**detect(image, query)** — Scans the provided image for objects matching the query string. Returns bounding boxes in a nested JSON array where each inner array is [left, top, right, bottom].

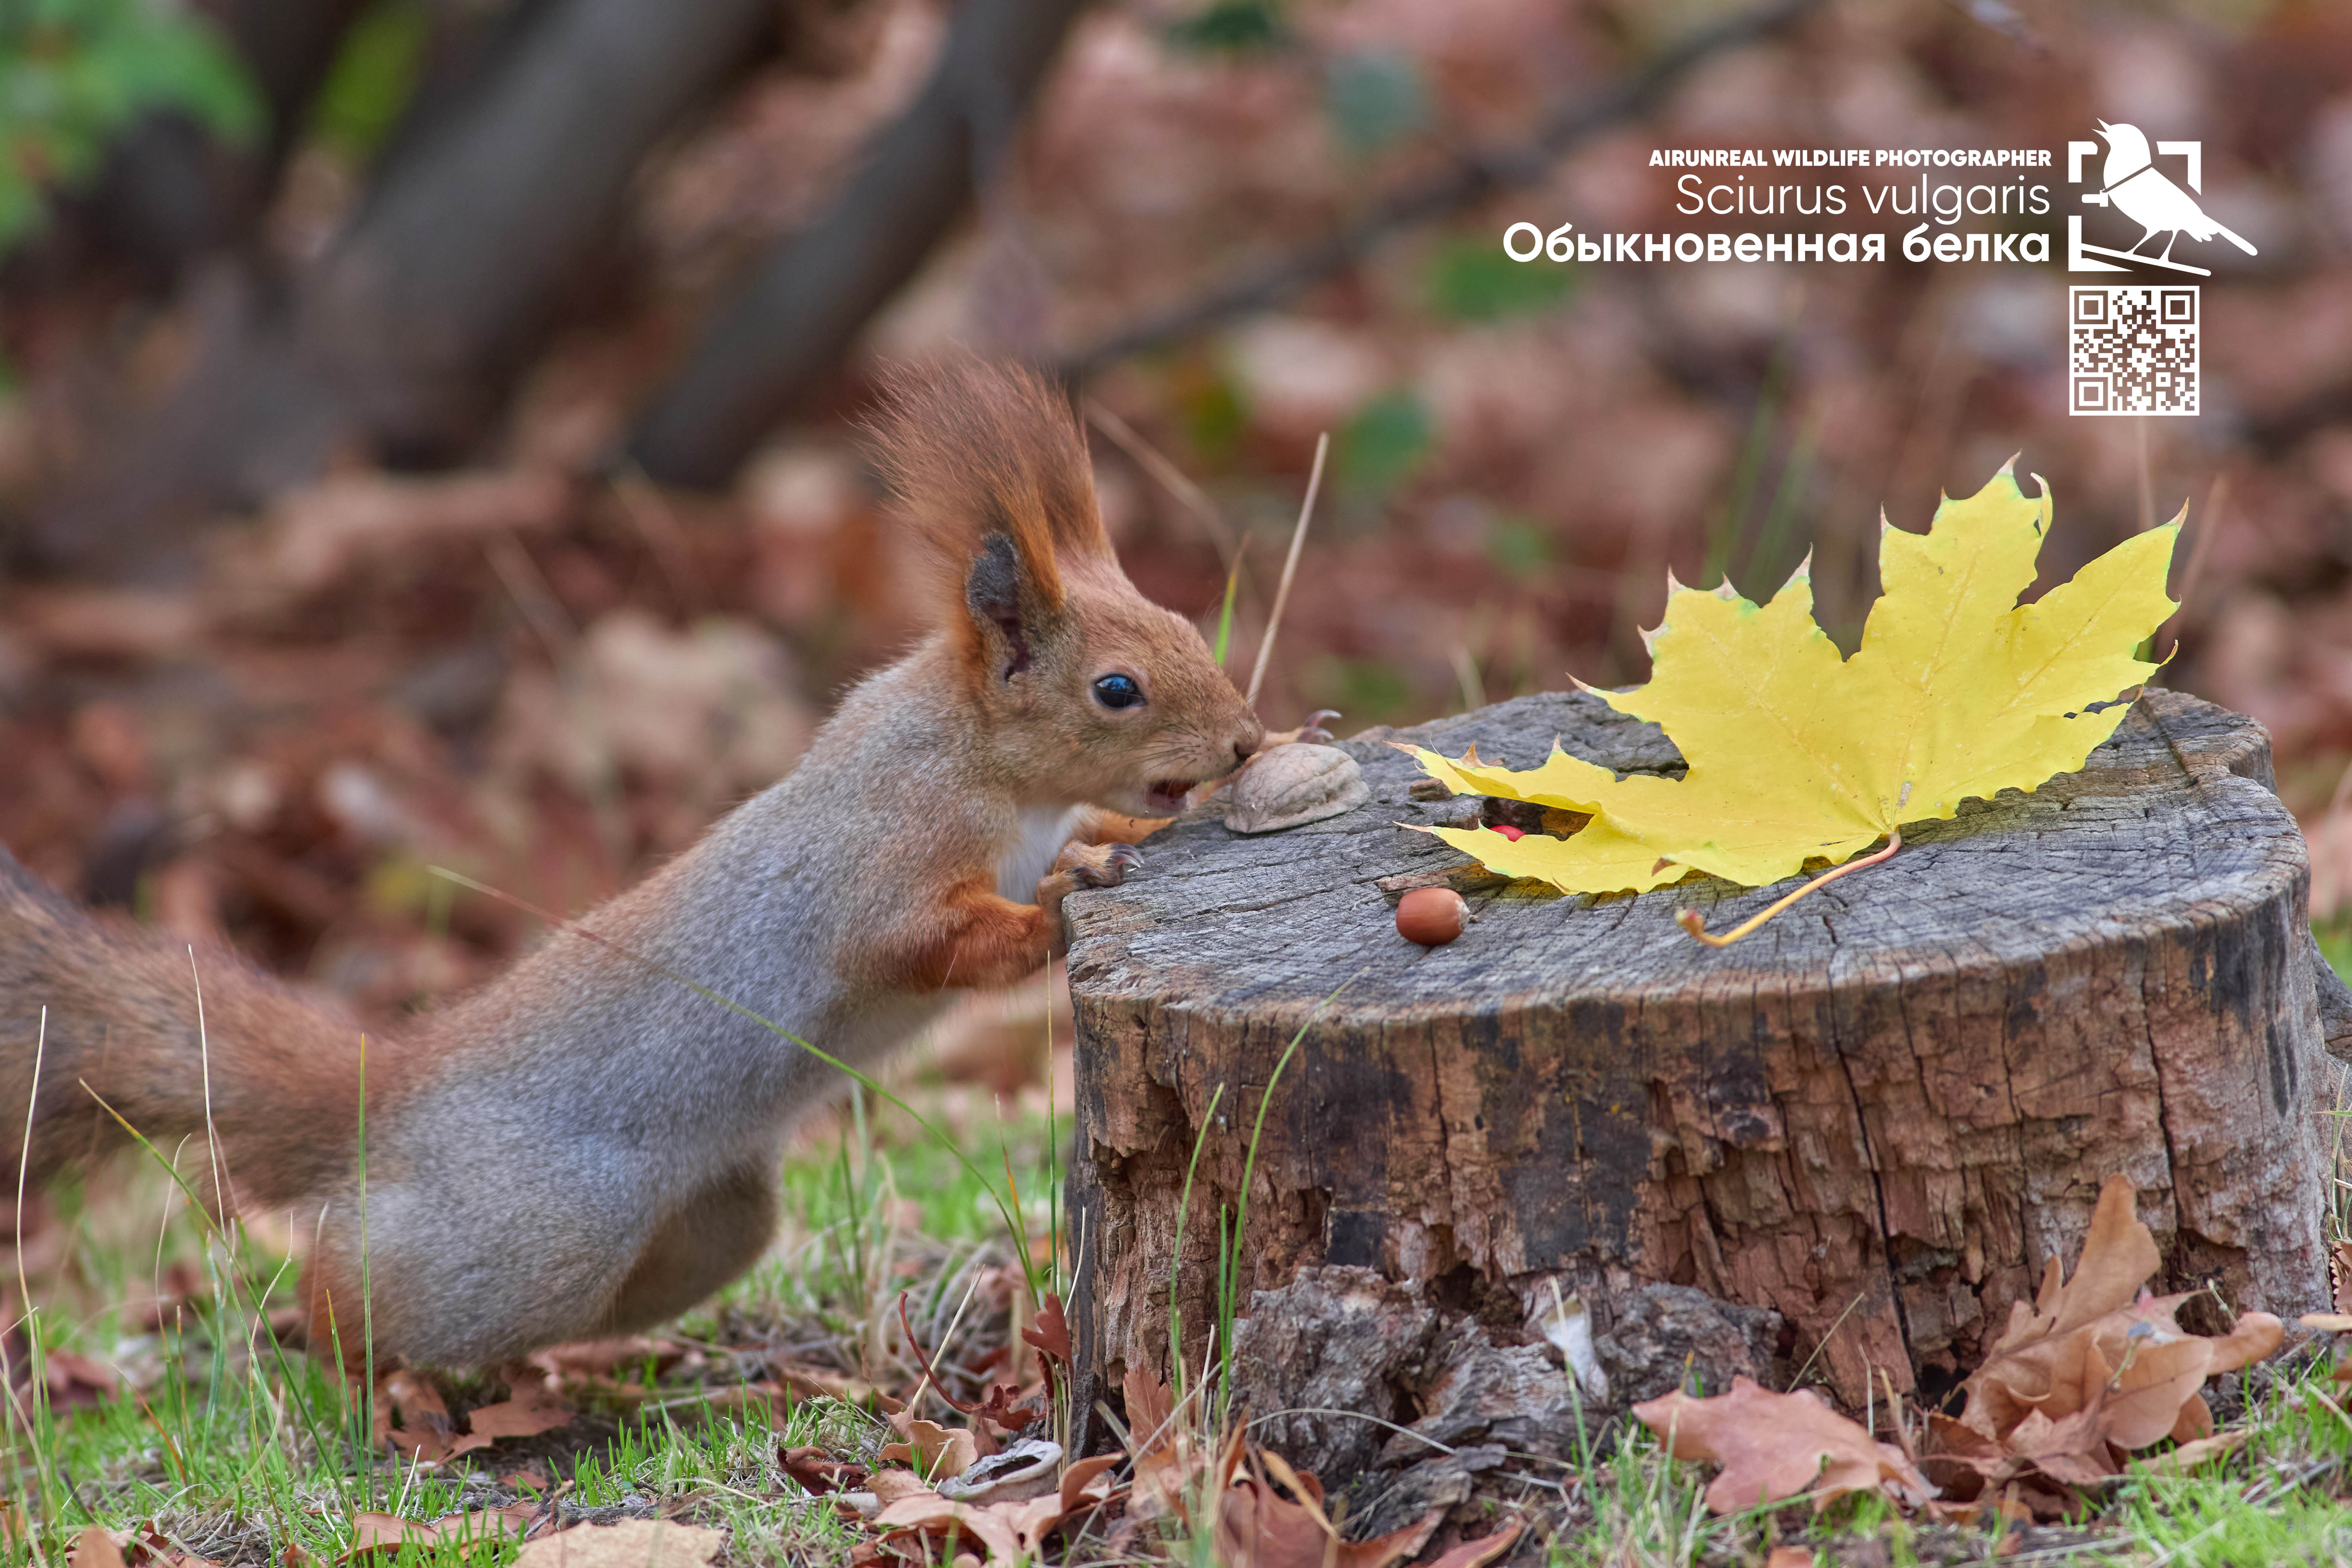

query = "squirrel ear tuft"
[[869, 357, 1115, 639]]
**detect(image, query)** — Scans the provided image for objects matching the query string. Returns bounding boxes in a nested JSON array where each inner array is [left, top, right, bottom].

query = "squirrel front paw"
[[1054, 840, 1144, 891]]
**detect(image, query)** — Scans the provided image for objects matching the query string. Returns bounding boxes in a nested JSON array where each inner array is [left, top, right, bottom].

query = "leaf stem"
[[1677, 828, 1902, 947]]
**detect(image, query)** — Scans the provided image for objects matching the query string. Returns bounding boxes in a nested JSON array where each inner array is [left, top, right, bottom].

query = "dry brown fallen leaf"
[[2138, 1428, 2253, 1475], [1960, 1175, 2161, 1441], [861, 1448, 1121, 1566], [346, 1505, 533, 1559], [1020, 1293, 1072, 1365], [1920, 1175, 2284, 1512], [880, 1415, 980, 1479], [1956, 1176, 2280, 1449], [870, 1496, 1026, 1564], [457, 1382, 577, 1447], [1634, 1376, 1932, 1514], [375, 1371, 575, 1462], [1763, 1548, 1817, 1568], [70, 1529, 132, 1568], [373, 1371, 459, 1461], [1215, 1448, 1443, 1568], [782, 1444, 871, 1495], [508, 1520, 726, 1568], [525, 1337, 684, 1387], [1422, 1522, 1524, 1568], [68, 1521, 222, 1568]]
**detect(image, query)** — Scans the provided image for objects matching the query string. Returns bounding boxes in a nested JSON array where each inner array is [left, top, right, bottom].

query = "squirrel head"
[[873, 358, 1265, 816]]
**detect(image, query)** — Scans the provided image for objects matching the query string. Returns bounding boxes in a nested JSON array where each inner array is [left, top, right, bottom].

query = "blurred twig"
[[1055, 0, 1824, 377], [1245, 432, 1327, 709], [2157, 473, 2228, 658], [610, 464, 712, 617]]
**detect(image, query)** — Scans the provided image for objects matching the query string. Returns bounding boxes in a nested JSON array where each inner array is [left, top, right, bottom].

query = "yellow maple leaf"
[[1413, 464, 2178, 917]]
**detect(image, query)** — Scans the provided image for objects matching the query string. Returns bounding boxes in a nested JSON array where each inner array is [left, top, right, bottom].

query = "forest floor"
[[8, 941, 2352, 1568]]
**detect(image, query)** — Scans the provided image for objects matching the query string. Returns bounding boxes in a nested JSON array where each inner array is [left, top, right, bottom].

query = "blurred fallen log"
[[1055, 0, 1824, 379], [63, 0, 372, 287], [624, 0, 1088, 490], [24, 0, 777, 581]]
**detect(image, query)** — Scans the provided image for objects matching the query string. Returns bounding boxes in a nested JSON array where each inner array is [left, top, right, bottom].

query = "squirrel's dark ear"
[[966, 532, 1043, 680]]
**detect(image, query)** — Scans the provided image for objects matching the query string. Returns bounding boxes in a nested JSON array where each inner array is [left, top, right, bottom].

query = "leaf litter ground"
[[14, 1073, 2352, 1568]]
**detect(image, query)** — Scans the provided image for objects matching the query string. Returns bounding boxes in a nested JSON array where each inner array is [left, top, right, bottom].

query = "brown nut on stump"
[[1396, 887, 1468, 946]]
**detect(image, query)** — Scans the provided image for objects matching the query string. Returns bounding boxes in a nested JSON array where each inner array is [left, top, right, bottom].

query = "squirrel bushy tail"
[[0, 841, 369, 1212]]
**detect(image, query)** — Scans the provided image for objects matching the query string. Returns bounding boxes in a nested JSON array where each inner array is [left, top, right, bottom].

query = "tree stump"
[[1062, 688, 2346, 1451]]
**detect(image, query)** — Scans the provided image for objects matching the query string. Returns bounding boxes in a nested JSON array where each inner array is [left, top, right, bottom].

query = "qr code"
[[2069, 286, 2198, 416]]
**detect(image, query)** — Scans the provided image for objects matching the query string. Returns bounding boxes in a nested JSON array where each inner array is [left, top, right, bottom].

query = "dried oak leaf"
[[346, 1505, 532, 1559], [970, 1380, 1045, 1437], [1060, 1453, 1122, 1519], [374, 1370, 575, 1461], [870, 1495, 1024, 1564], [106, 1522, 220, 1568], [70, 1530, 130, 1568], [1634, 1376, 1932, 1514], [1413, 465, 2176, 896], [456, 1382, 577, 1449], [508, 1520, 726, 1568], [1423, 1521, 1524, 1568], [880, 1416, 980, 1480], [865, 1458, 1120, 1560], [2139, 1428, 2252, 1475], [525, 1337, 684, 1391], [1021, 1293, 1072, 1365], [41, 1349, 122, 1408], [782, 1444, 871, 1495], [1214, 1450, 1441, 1568], [1956, 1176, 2281, 1450], [374, 1370, 462, 1462], [1121, 1367, 1194, 1523]]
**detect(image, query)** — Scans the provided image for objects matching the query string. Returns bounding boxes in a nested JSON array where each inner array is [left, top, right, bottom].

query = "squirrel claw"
[[1066, 842, 1142, 890]]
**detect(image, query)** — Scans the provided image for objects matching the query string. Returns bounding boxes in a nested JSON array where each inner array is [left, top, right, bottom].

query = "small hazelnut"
[[1396, 887, 1469, 946]]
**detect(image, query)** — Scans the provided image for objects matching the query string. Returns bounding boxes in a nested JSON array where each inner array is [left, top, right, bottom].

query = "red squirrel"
[[0, 361, 1268, 1367]]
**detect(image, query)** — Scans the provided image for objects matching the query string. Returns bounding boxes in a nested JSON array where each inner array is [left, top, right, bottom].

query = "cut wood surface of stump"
[[1061, 688, 2348, 1457]]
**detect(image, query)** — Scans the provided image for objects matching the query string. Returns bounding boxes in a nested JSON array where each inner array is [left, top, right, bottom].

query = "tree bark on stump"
[[1062, 688, 2348, 1452]]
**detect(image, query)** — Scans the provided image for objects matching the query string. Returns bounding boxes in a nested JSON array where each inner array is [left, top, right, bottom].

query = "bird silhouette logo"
[[2068, 122, 2254, 276]]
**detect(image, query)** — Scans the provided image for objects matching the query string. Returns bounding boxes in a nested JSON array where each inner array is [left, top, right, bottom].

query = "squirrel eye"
[[1092, 674, 1144, 710]]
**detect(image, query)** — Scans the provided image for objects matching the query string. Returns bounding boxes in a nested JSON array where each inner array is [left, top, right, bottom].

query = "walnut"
[[1222, 744, 1369, 834]]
